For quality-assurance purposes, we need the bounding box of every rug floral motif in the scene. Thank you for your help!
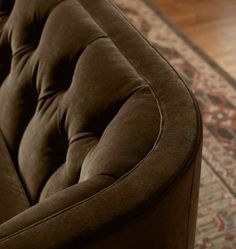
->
[114,0,236,248]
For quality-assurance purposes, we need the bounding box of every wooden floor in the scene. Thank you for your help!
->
[150,0,236,80]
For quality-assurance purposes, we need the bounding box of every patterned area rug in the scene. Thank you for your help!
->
[113,0,236,248]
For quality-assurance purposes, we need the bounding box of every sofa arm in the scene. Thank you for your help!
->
[0,175,117,249]
[0,132,202,249]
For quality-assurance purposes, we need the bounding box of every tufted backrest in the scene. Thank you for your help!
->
[0,0,160,205]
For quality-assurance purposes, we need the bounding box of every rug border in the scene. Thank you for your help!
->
[142,0,236,89]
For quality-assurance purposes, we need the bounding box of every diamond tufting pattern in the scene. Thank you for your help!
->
[0,0,159,205]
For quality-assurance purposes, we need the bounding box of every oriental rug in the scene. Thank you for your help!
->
[114,0,236,248]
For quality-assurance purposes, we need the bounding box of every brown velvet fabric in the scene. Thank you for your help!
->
[0,0,202,248]
[0,129,30,224]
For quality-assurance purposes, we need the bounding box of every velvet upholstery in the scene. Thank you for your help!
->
[0,0,202,248]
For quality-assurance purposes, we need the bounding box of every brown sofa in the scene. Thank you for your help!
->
[0,0,202,248]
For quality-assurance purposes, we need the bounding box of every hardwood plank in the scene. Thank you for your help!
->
[149,0,236,79]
